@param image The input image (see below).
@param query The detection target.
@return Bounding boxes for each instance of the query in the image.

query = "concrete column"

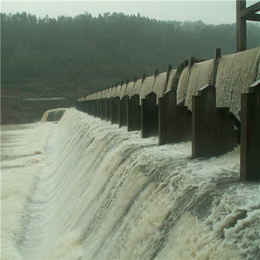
[82,101,88,113]
[210,48,221,86]
[192,85,216,158]
[83,101,88,113]
[82,101,87,113]
[127,94,141,131]
[240,80,260,181]
[111,96,120,124]
[88,101,92,114]
[141,92,158,138]
[166,64,172,88]
[90,100,95,116]
[158,89,191,145]
[90,100,94,116]
[192,84,238,158]
[119,95,129,127]
[100,99,105,120]
[99,99,103,118]
[180,57,195,101]
[103,98,108,120]
[142,73,146,83]
[215,107,237,154]
[237,0,247,52]
[76,101,84,112]
[96,99,100,118]
[94,100,98,117]
[106,98,112,121]
[110,98,114,123]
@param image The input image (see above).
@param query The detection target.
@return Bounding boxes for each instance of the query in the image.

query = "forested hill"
[1,12,260,95]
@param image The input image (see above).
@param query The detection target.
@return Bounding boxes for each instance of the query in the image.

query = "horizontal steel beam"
[243,13,260,21]
[240,2,260,18]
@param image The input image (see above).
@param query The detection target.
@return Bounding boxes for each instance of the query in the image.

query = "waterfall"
[215,46,260,117]
[165,69,177,92]
[177,66,189,103]
[184,59,213,110]
[152,72,167,103]
[1,108,260,260]
[140,76,155,100]
[131,79,143,99]
[175,47,260,115]
[125,81,134,97]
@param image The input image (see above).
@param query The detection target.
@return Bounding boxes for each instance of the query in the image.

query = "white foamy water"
[131,79,143,101]
[215,47,260,117]
[1,108,260,260]
[152,72,167,103]
[184,59,213,110]
[140,76,155,101]
[177,66,189,103]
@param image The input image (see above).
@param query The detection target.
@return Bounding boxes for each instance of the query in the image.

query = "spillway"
[215,47,260,117]
[1,108,260,260]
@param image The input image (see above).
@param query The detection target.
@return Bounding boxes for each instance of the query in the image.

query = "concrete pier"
[90,100,96,117]
[100,99,105,120]
[192,84,237,158]
[111,96,120,124]
[210,48,221,86]
[158,89,191,145]
[96,99,101,118]
[75,101,84,112]
[240,80,260,181]
[141,92,158,138]
[119,95,129,127]
[106,98,112,121]
[127,94,141,131]
[75,47,259,182]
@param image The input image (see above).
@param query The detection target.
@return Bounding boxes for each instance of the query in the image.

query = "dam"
[1,108,260,259]
[77,46,260,180]
[1,46,260,259]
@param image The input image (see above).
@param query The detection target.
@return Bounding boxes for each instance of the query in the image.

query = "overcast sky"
[1,1,259,25]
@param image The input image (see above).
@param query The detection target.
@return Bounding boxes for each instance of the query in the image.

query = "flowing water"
[1,108,260,260]
[152,72,167,103]
[184,59,213,110]
[125,81,134,97]
[165,69,177,92]
[176,66,189,104]
[139,76,155,101]
[119,84,127,99]
[131,79,143,102]
[176,47,260,114]
[215,47,260,117]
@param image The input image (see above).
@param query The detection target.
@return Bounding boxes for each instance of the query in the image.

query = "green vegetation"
[1,12,260,94]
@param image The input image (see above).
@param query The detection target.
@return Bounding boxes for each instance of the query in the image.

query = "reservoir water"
[1,108,260,259]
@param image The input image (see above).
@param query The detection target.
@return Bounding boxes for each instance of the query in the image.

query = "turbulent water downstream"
[1,108,260,259]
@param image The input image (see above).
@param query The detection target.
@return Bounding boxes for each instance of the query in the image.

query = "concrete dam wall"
[80,47,260,117]
[2,47,259,259]
[2,108,260,259]
[77,47,260,181]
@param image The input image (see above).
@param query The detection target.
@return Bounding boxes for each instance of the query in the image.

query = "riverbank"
[1,113,43,125]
